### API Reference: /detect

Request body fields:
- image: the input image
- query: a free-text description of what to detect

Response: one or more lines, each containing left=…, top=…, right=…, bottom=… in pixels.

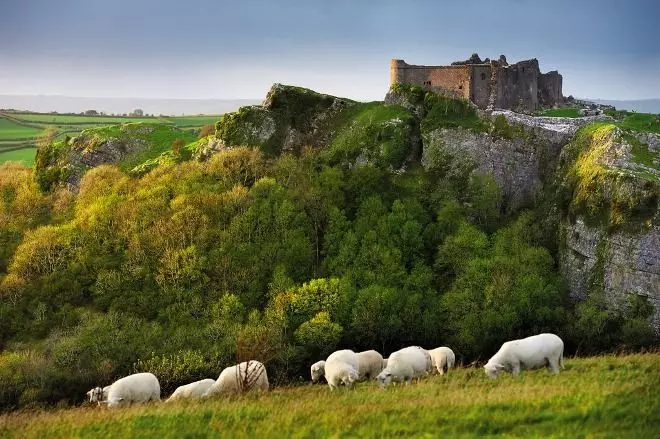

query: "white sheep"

left=382, top=358, right=388, bottom=369
left=324, top=349, right=359, bottom=390
left=166, top=379, right=216, bottom=401
left=356, top=350, right=384, bottom=381
left=106, top=372, right=161, bottom=408
left=203, top=360, right=269, bottom=397
left=428, top=347, right=455, bottom=375
left=484, top=333, right=565, bottom=379
left=310, top=360, right=326, bottom=383
left=416, top=346, right=433, bottom=372
left=377, top=346, right=429, bottom=388
left=86, top=385, right=111, bottom=405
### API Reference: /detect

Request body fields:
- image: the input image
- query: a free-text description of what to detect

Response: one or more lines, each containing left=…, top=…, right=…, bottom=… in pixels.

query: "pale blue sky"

left=1, top=0, right=658, bottom=100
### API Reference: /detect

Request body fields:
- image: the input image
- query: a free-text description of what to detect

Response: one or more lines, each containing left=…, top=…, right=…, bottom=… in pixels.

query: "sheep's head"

left=107, top=397, right=124, bottom=408
left=484, top=363, right=503, bottom=379
left=86, top=387, right=104, bottom=403
left=377, top=371, right=392, bottom=389
left=311, top=361, right=325, bottom=382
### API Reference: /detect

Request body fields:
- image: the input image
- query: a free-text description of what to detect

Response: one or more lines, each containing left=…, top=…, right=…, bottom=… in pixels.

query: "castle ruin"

left=390, top=54, right=563, bottom=112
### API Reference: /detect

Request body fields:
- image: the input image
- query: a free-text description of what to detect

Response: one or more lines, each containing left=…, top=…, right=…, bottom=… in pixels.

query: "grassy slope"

left=0, top=354, right=658, bottom=438
left=75, top=123, right=197, bottom=173
left=0, top=148, right=36, bottom=166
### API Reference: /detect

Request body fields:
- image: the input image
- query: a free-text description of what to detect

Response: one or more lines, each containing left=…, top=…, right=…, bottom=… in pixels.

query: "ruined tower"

left=389, top=55, right=563, bottom=112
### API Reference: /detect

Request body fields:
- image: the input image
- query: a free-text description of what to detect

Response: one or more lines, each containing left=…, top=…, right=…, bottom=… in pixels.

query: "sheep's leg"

left=547, top=357, right=560, bottom=374
left=511, top=362, right=521, bottom=376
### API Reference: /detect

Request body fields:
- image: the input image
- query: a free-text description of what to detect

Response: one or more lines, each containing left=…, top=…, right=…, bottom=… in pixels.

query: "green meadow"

left=0, top=112, right=222, bottom=165
left=0, top=353, right=658, bottom=438
left=0, top=147, right=37, bottom=167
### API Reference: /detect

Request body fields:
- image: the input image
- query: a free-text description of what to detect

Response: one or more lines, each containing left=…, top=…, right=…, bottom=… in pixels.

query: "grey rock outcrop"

left=422, top=127, right=545, bottom=210
left=64, top=125, right=154, bottom=190
left=557, top=124, right=660, bottom=332
left=421, top=112, right=614, bottom=210
left=193, top=137, right=227, bottom=161
left=560, top=218, right=660, bottom=331
left=490, top=110, right=613, bottom=144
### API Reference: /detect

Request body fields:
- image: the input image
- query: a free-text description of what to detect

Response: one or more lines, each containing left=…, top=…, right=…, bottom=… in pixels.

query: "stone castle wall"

left=491, top=59, right=540, bottom=112
left=390, top=56, right=563, bottom=112
left=390, top=60, right=472, bottom=101
left=470, top=64, right=492, bottom=109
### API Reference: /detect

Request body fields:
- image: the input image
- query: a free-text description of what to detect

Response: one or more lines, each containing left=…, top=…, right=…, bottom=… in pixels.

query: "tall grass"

left=1, top=353, right=658, bottom=438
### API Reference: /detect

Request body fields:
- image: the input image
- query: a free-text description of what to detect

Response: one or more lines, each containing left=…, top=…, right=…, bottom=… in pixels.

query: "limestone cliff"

left=557, top=126, right=660, bottom=329
left=421, top=111, right=612, bottom=210
left=32, top=83, right=660, bottom=330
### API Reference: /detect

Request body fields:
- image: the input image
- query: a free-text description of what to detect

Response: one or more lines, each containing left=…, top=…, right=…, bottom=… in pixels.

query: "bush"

left=133, top=350, right=220, bottom=396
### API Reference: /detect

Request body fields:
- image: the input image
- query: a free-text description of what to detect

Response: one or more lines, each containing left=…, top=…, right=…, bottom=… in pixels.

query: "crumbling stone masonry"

left=390, top=54, right=563, bottom=112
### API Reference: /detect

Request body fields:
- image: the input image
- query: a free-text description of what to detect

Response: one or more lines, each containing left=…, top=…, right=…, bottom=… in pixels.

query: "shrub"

left=133, top=350, right=219, bottom=396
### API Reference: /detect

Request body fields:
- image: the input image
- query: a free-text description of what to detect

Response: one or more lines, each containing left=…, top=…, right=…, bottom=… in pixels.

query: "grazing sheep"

left=203, top=360, right=269, bottom=397
left=106, top=373, right=160, bottom=408
left=86, top=385, right=111, bottom=405
left=428, top=347, right=455, bottom=375
left=324, top=349, right=359, bottom=390
left=484, top=333, right=564, bottom=379
left=356, top=350, right=384, bottom=381
left=310, top=360, right=326, bottom=383
left=416, top=347, right=433, bottom=372
left=167, top=379, right=216, bottom=401
left=377, top=346, right=429, bottom=388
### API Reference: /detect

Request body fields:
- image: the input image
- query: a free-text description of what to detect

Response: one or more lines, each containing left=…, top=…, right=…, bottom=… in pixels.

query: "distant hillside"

left=588, top=98, right=660, bottom=114
left=0, top=95, right=260, bottom=116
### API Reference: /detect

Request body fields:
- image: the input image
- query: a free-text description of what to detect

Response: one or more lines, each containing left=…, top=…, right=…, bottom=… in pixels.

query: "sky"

left=1, top=0, right=659, bottom=101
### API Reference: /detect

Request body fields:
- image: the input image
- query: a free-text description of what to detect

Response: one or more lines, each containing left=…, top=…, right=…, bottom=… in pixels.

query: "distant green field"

left=619, top=112, right=660, bottom=133
left=538, top=108, right=581, bottom=118
left=0, top=354, right=658, bottom=438
left=0, top=147, right=36, bottom=166
left=0, top=118, right=44, bottom=140
left=0, top=112, right=221, bottom=160
left=168, top=115, right=221, bottom=127
left=13, top=113, right=158, bottom=125
left=9, top=113, right=221, bottom=128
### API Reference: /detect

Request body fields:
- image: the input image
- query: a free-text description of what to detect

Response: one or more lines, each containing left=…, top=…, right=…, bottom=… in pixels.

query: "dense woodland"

left=0, top=96, right=657, bottom=410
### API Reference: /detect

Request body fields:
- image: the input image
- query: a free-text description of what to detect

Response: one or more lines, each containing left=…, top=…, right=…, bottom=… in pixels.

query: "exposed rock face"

left=64, top=126, right=154, bottom=189
left=192, top=137, right=227, bottom=161
left=422, top=127, right=545, bottom=210
left=216, top=84, right=355, bottom=155
left=560, top=219, right=660, bottom=331
left=420, top=112, right=615, bottom=210
left=491, top=110, right=614, bottom=144
left=557, top=123, right=660, bottom=331
left=35, top=123, right=194, bottom=192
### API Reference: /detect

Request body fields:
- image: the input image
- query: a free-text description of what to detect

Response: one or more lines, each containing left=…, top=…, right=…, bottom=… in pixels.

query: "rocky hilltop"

left=35, top=123, right=195, bottom=191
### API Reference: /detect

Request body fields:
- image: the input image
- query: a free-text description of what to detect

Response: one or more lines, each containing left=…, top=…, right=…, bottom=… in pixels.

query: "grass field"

left=0, top=118, right=44, bottom=140
left=538, top=108, right=581, bottom=118
left=0, top=147, right=36, bottom=166
left=0, top=353, right=658, bottom=438
left=9, top=113, right=158, bottom=125
left=168, top=115, right=221, bottom=127
left=0, top=112, right=221, bottom=161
